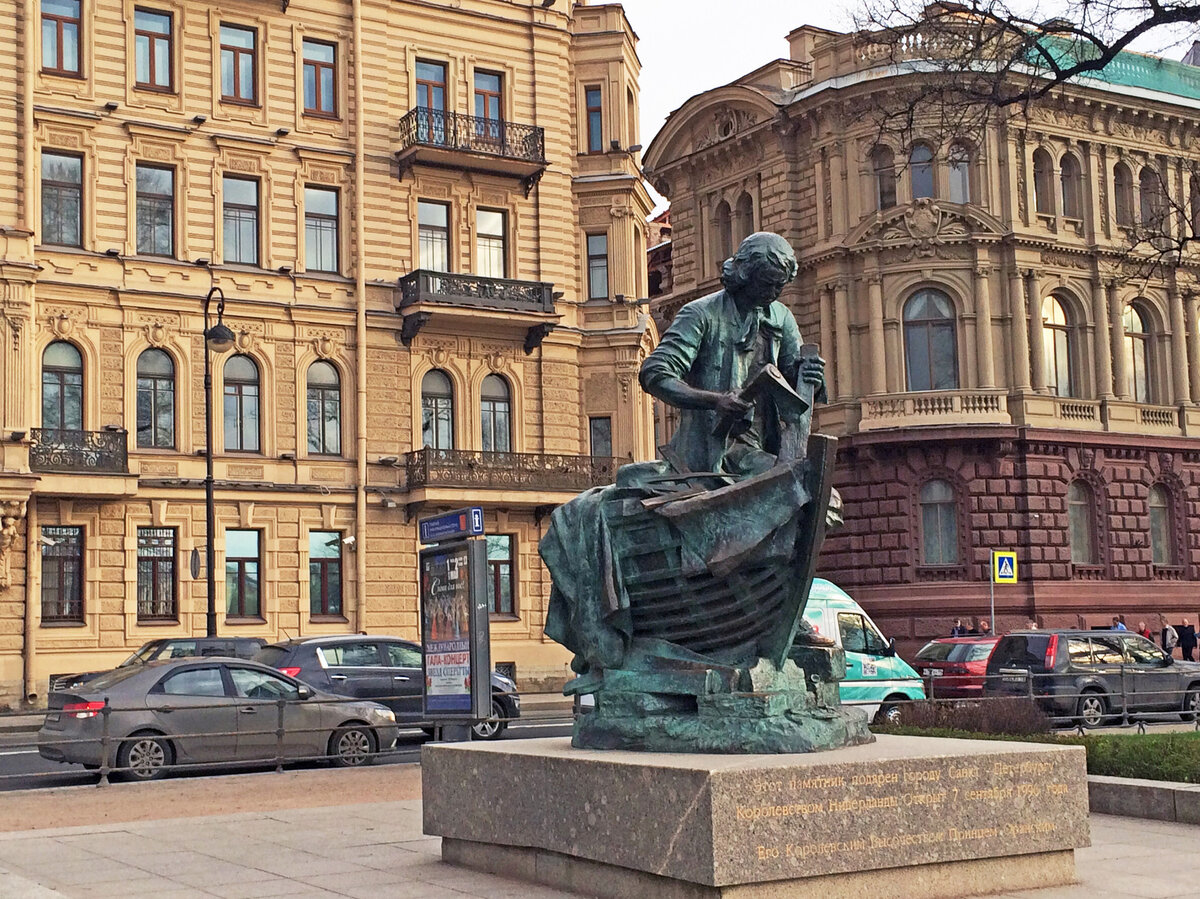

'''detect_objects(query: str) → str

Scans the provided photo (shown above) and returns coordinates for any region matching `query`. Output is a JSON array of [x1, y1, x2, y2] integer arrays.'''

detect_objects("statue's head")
[[720, 232, 798, 306]]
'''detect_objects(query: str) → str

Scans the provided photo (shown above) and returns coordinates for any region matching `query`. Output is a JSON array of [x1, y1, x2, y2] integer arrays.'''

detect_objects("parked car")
[[801, 579, 926, 725], [38, 658, 398, 781], [255, 635, 520, 740], [915, 636, 1000, 699], [49, 637, 268, 692], [984, 629, 1200, 727]]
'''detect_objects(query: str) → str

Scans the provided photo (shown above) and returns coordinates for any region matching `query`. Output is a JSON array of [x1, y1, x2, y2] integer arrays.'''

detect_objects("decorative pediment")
[[846, 199, 1007, 257]]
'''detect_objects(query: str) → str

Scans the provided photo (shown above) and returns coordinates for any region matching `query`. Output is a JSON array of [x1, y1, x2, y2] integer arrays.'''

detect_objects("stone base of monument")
[[423, 735, 1090, 899]]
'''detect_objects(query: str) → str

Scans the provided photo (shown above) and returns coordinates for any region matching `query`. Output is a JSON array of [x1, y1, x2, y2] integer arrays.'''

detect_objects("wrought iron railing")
[[30, 428, 128, 474], [403, 448, 620, 492], [397, 270, 555, 314], [397, 108, 546, 164]]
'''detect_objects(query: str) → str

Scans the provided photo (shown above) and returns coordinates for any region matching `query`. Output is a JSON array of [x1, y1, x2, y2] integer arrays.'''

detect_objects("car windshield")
[[964, 643, 996, 662], [118, 644, 162, 667], [84, 666, 147, 691], [916, 642, 956, 662]]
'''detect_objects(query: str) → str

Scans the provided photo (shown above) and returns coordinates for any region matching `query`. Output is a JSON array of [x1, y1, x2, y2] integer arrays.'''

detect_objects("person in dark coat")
[[1179, 618, 1197, 662]]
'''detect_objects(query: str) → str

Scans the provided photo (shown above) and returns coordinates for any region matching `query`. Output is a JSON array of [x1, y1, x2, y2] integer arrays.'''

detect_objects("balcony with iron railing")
[[396, 270, 555, 315], [395, 108, 547, 194], [30, 428, 128, 474], [401, 448, 620, 494]]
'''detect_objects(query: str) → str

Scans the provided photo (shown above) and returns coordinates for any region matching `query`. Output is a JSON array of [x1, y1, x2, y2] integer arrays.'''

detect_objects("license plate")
[[1000, 668, 1028, 683], [922, 668, 943, 677], [45, 712, 60, 723]]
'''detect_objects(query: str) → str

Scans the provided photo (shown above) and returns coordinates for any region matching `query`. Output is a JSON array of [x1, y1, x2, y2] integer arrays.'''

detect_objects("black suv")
[[984, 629, 1200, 727], [255, 635, 520, 740], [50, 637, 268, 692]]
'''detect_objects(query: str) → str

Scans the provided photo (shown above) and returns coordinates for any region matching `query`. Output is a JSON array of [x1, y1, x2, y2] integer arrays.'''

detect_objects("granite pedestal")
[[422, 735, 1090, 899]]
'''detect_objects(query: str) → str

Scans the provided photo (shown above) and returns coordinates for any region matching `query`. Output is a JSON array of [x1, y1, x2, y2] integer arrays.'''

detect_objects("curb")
[[1088, 774, 1200, 824]]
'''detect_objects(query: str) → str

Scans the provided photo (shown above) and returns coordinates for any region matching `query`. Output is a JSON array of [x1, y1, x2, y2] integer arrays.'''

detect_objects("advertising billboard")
[[418, 537, 490, 720]]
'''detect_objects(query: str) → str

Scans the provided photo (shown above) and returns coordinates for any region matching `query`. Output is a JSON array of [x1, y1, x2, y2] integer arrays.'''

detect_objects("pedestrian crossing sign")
[[992, 551, 1017, 584]]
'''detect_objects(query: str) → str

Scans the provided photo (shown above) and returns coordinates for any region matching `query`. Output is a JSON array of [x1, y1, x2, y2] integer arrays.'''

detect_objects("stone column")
[[1026, 270, 1046, 393], [1169, 285, 1190, 404], [867, 273, 886, 395], [1091, 278, 1113, 399], [1109, 282, 1129, 399], [974, 262, 996, 388], [819, 285, 836, 399], [1186, 291, 1200, 404], [833, 280, 854, 400], [1008, 268, 1031, 390], [828, 143, 847, 235]]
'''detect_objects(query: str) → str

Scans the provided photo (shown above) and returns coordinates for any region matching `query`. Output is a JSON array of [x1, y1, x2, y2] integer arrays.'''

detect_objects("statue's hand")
[[713, 392, 751, 419], [799, 355, 826, 387]]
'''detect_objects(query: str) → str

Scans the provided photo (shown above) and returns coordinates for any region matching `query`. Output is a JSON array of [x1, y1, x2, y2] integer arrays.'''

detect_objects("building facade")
[[0, 0, 656, 706], [644, 23, 1200, 653]]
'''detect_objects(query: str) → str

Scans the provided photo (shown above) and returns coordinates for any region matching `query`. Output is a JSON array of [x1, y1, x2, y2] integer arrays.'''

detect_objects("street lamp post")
[[202, 287, 236, 638]]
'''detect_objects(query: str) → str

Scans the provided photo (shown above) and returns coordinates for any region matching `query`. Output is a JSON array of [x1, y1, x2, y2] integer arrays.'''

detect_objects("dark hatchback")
[[50, 637, 268, 693], [256, 635, 520, 739], [984, 629, 1200, 727]]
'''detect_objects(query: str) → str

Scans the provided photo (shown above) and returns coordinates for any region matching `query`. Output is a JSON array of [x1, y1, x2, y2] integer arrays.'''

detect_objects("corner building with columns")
[[0, 0, 656, 705], [644, 24, 1200, 652]]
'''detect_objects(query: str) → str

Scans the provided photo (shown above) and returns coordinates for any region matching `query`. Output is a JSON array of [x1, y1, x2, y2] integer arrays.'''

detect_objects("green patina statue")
[[539, 232, 873, 753]]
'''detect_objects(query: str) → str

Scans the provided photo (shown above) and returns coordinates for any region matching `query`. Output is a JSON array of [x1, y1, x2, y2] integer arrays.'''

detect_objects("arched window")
[[481, 374, 511, 453], [948, 143, 970, 204], [1060, 154, 1082, 219], [920, 479, 958, 565], [734, 192, 754, 243], [1114, 162, 1134, 226], [136, 348, 175, 448], [1140, 166, 1165, 229], [1123, 304, 1154, 403], [421, 369, 454, 450], [871, 146, 897, 210], [903, 289, 959, 391], [306, 361, 341, 455], [910, 144, 934, 199], [42, 341, 83, 430], [714, 200, 732, 262], [1068, 481, 1098, 565], [1042, 296, 1074, 398], [1148, 484, 1176, 566], [223, 354, 260, 452], [1033, 149, 1054, 215]]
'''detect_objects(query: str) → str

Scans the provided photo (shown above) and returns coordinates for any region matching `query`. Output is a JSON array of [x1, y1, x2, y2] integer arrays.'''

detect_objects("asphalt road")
[[0, 718, 574, 792]]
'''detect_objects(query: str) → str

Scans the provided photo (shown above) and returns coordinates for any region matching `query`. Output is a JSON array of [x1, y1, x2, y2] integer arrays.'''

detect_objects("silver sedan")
[[38, 657, 398, 781]]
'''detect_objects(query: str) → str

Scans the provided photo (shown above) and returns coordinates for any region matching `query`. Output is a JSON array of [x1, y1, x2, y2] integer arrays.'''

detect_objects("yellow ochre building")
[[0, 0, 656, 705]]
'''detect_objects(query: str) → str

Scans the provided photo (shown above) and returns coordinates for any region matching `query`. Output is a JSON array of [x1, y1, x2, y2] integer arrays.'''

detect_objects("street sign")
[[418, 507, 485, 545], [992, 550, 1017, 584]]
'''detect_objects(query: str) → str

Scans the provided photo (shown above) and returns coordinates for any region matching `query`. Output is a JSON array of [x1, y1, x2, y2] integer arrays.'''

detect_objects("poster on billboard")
[[418, 538, 490, 720]]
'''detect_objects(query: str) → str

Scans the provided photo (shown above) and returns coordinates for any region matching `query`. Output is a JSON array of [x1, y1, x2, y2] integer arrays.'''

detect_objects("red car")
[[915, 636, 1000, 699]]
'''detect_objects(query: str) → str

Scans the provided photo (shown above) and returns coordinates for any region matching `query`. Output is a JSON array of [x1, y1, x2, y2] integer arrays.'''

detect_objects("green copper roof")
[[1035, 36, 1200, 102]]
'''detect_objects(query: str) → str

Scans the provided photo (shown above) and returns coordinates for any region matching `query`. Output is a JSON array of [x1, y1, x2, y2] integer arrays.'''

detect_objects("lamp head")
[[205, 321, 236, 353]]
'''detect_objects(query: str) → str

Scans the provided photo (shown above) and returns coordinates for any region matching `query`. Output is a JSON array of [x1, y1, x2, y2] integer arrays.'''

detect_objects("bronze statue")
[[540, 232, 871, 752]]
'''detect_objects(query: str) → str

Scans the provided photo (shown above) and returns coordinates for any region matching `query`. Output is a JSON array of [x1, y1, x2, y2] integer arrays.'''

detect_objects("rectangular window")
[[134, 8, 172, 91], [585, 85, 603, 153], [586, 233, 608, 300], [222, 175, 259, 265], [42, 0, 81, 76], [486, 535, 515, 615], [41, 525, 84, 623], [225, 529, 261, 618], [137, 527, 177, 621], [41, 152, 82, 247], [302, 39, 337, 117], [220, 24, 257, 104], [309, 530, 343, 617], [474, 70, 503, 147], [136, 164, 174, 257], [589, 416, 612, 457], [304, 186, 339, 273], [416, 60, 447, 145], [418, 200, 450, 272], [476, 208, 506, 279]]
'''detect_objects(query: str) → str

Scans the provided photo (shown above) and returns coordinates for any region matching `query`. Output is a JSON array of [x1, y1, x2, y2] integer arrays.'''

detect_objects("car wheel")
[[1076, 690, 1107, 728], [117, 732, 172, 782], [874, 699, 905, 727], [329, 723, 376, 767], [1182, 687, 1200, 722], [471, 698, 508, 740]]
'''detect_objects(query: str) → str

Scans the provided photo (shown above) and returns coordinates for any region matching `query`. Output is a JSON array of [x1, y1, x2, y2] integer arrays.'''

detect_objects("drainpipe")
[[21, 0, 37, 706], [23, 501, 37, 704], [353, 0, 368, 630]]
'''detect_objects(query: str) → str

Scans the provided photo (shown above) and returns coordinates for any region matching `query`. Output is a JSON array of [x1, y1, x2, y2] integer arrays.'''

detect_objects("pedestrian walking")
[[1179, 618, 1197, 662], [950, 618, 969, 637], [1160, 614, 1179, 657], [1111, 616, 1127, 631], [1137, 621, 1153, 640]]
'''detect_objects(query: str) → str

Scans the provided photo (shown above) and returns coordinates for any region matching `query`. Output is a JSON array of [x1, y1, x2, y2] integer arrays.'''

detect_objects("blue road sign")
[[992, 550, 1017, 584], [419, 507, 485, 544]]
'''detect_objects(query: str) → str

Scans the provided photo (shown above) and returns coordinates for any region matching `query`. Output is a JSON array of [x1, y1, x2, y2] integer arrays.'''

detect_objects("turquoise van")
[[801, 578, 925, 724]]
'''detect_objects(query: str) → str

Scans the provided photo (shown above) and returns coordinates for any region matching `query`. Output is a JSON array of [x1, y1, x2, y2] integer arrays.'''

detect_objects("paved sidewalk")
[[0, 768, 1197, 897]]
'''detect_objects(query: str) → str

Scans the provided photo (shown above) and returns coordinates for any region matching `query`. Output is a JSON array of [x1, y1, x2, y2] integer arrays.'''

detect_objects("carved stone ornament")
[[49, 312, 74, 339], [311, 335, 336, 359], [234, 329, 257, 353], [143, 322, 168, 347], [0, 500, 28, 589], [694, 106, 760, 151], [1079, 447, 1097, 471], [484, 351, 508, 374]]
